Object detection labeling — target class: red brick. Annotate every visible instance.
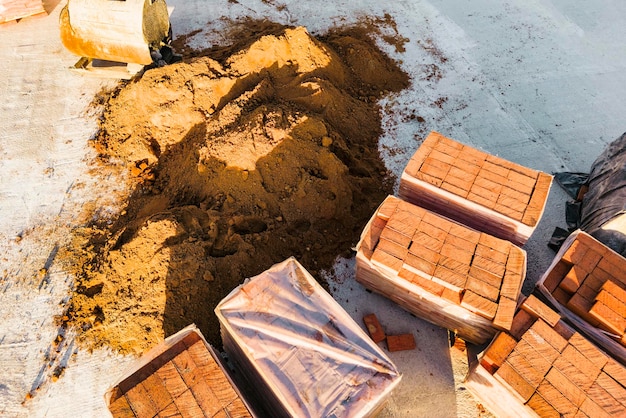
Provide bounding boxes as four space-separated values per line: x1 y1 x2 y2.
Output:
398 268 444 296
562 239 588 265
465 275 500 302
387 333 416 352
481 331 518 374
458 145 486 166
420 157 450 180
371 247 404 273
124 379 160 418
521 294 561 327
526 392 561 418
552 286 571 305
553 354 595 392
404 253 436 276
475 243 508 265
108 390 135 418
596 372 626 407
577 248 603 274
433 264 467 287
506 348 543 388
479 233 510 254
429 149 457 165
566 292 595 324
440 243 473 266
408 242 441 264
587 381 625 415
545 367 586 407
472 255 506 278
560 344 601 383
461 290 497 319
469 265 504 289
386 211 421 237
501 268 523 301
513 338 552 376
481 160 510 180
495 360 535 401
441 286 463 304
411 230 444 252
469 183 499 203
493 296 517 331
448 222 481 244
444 233 477 254
441 180 469 197
536 381 578 417
494 203 524 221
543 260 573 293
509 309 535 340
418 221 448 242
376 238 409 261
569 332 608 370
474 174 504 194
529 319 568 352
508 169 537 188
363 314 386 343
173 389 205 418
589 300 626 335
579 396 613 418
603 358 626 383
380 226 412 248
415 171 443 187
467 191 496 209
559 266 587 294
377 197 399 220
500 185 530 204
521 326 560 366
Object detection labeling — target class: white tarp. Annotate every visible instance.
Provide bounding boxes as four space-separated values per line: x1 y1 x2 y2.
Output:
215 257 401 418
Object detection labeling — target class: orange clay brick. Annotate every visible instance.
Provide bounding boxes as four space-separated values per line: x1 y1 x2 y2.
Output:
441 286 464 305
577 282 601 301
360 217 387 257
589 300 626 335
376 238 409 261
508 309 535 339
506 348 544 389
448 222 481 244
469 265 503 290
509 162 540 180
422 210 454 232
529 318 568 353
441 181 469 198
494 360 535 402
504 176 535 196
583 272 609 292
363 313 386 343
536 380 578 417
579 396 613 418
562 239 588 265
141 373 175 412
474 240 508 262
601 280 626 303
371 247 404 273
577 248 603 274
493 296 517 331
543 260 574 293
521 326 560 366
479 233 510 254
467 191 497 210
408 241 441 264
569 332 608 370
501 268 523 301
587 381 625 415
398 268 444 296
545 367 587 407
472 255 506 278
521 294 561 327
500 186 531 206
420 157 450 180
553 354 596 392
465 276 500 302
595 284 626 317
440 243 473 266
481 160 511 180
513 338 553 377
444 233 477 254
448 165 480 181
428 148 457 165
481 331 518 374
386 211 421 237
596 372 626 408
566 292 596 324
434 133 464 152
603 358 626 385
387 333 416 352
458 144 486 166
415 171 443 187
124 379 160 418
468 183 499 203
404 157 424 178
559 266 587 294
496 193 528 212
433 265 467 288
461 290 497 319
526 392 561 418
474 175 504 194
156 361 188 399
108 389 135 418
403 253 437 277
597 257 626 285
494 203 524 222
380 226 412 248
419 222 448 243
437 256 470 276
377 197 400 221
552 286 571 305
507 168 538 188
411 230 444 253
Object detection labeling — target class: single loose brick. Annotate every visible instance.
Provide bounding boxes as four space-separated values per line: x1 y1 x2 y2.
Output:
387 333 416 352
521 294 561 327
509 310 535 340
363 314 386 343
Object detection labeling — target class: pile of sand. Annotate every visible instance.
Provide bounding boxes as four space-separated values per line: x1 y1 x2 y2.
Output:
62 24 409 354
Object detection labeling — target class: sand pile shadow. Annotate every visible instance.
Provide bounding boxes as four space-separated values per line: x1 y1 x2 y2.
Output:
63 24 410 353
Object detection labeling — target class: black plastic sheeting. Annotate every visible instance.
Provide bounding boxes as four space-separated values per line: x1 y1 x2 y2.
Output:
552 132 626 257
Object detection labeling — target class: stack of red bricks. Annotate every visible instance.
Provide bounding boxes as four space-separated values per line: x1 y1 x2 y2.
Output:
399 131 552 245
108 329 252 418
0 0 45 24
357 195 526 343
470 295 626 417
538 231 626 359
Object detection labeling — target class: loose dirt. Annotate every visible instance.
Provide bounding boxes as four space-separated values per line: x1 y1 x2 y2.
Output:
61 22 410 355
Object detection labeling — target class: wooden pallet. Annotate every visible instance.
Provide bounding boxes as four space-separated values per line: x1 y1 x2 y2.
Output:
105 325 253 418
0 0 45 23
355 195 527 344
399 131 552 246
536 230 626 365
467 295 626 417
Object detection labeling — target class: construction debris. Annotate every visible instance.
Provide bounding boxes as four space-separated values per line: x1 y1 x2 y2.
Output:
537 230 626 365
215 257 401 418
105 325 253 418
399 131 552 246
466 295 626 417
356 195 526 344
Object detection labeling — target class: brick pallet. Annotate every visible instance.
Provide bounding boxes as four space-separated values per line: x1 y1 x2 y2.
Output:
399 131 552 246
0 0 45 23
106 325 253 418
536 230 626 365
215 258 401 418
466 295 626 417
355 195 526 344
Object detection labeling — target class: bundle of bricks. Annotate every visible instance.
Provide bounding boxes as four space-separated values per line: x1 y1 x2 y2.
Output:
107 327 252 418
399 131 552 245
0 0 45 24
467 294 626 417
537 230 626 364
356 195 526 344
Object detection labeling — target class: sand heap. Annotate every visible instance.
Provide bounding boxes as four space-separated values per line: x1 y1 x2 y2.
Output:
63 25 409 354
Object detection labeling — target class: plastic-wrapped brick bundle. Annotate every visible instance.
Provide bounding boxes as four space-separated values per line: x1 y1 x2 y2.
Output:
215 257 401 418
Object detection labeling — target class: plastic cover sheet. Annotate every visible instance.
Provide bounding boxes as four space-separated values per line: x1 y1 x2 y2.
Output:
215 257 401 418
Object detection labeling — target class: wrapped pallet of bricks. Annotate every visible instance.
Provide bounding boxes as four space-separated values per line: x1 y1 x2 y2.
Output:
466 294 626 417
105 324 254 418
214 257 401 418
355 195 526 344
536 229 626 365
399 131 552 246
